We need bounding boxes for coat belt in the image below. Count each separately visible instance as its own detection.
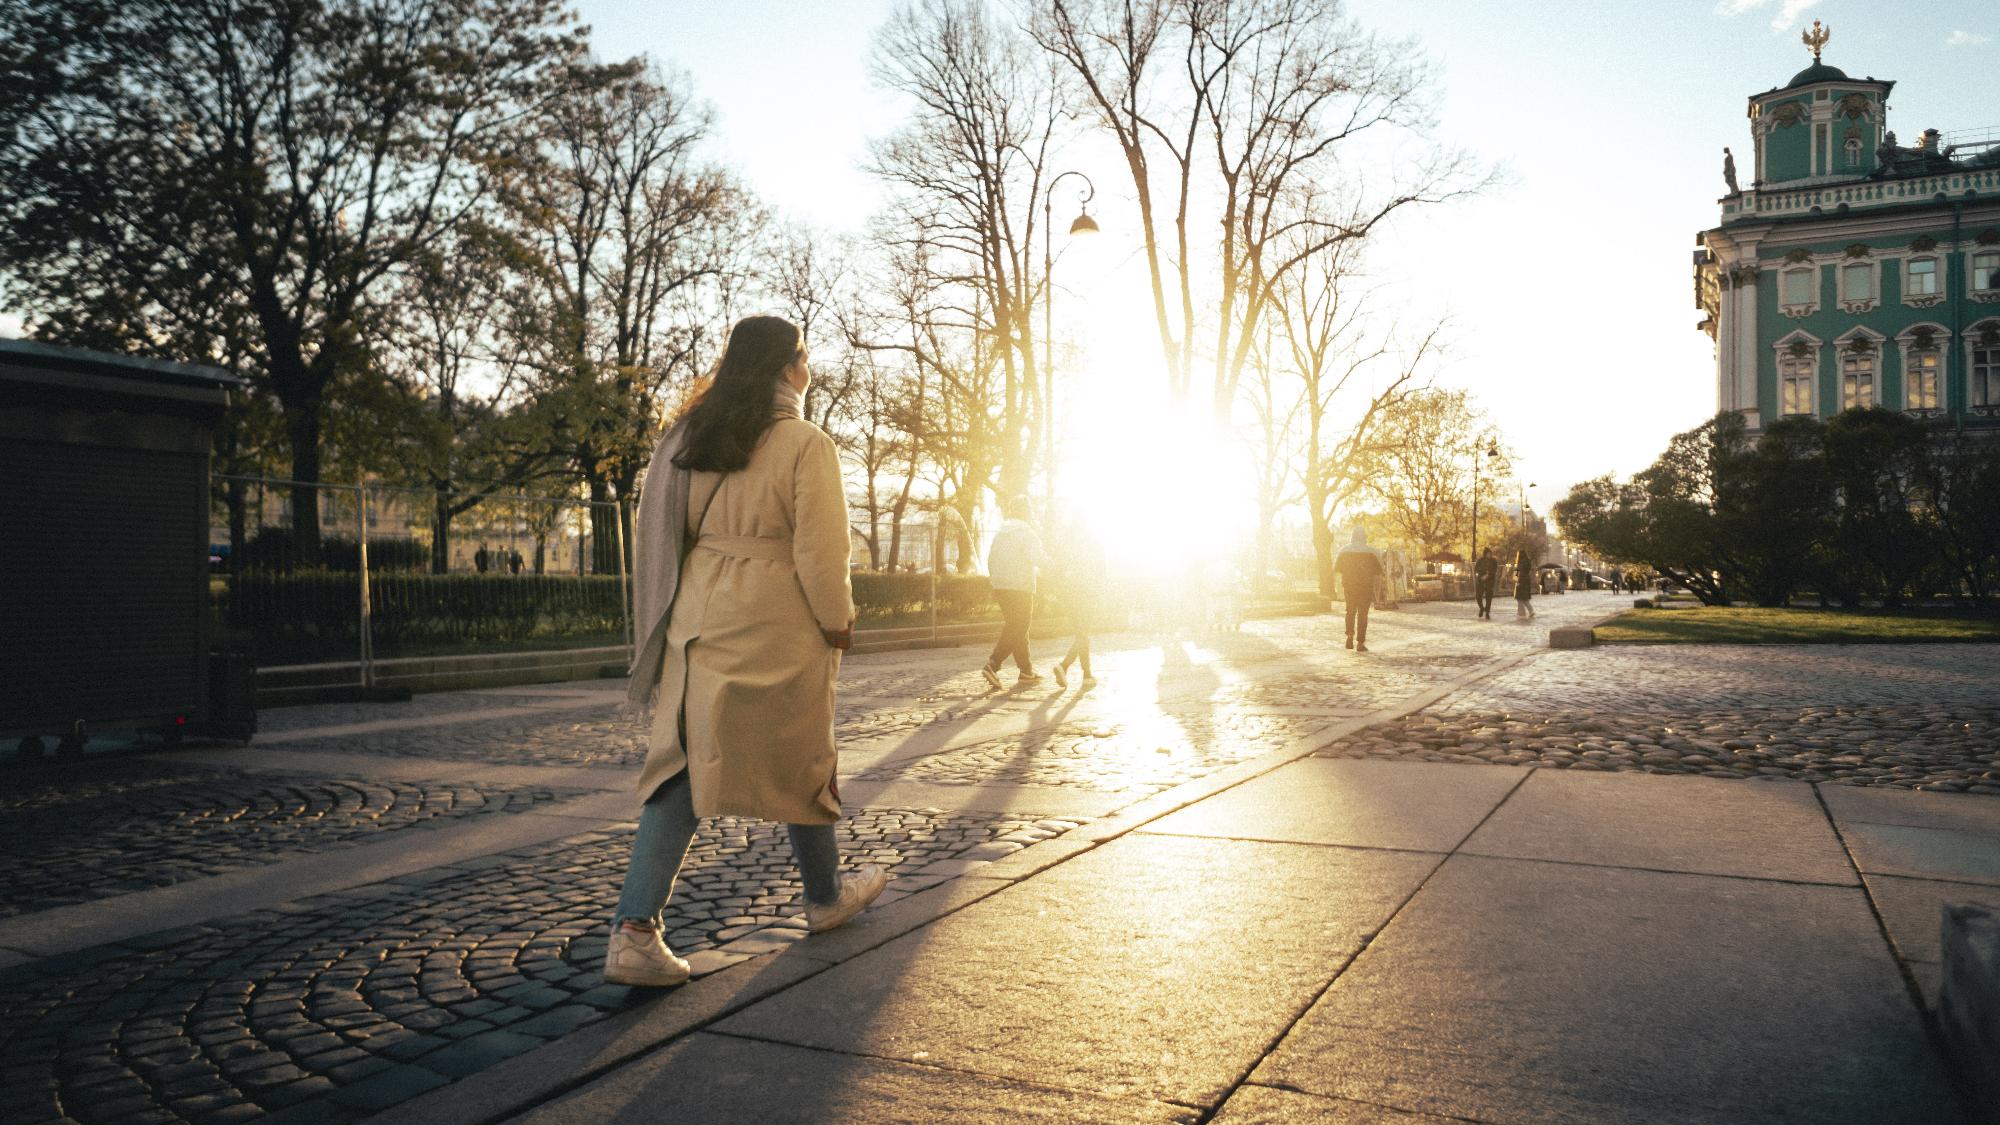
[694,535,792,562]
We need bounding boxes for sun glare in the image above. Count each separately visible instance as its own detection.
[1055,382,1257,585]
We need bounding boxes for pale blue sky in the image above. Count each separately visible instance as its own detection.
[574,0,1995,502]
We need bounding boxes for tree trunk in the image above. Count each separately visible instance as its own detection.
[283,401,324,566]
[588,477,618,575]
[1310,519,1336,600]
[431,489,454,575]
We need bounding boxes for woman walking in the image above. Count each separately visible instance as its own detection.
[610,315,885,988]
[1513,549,1537,620]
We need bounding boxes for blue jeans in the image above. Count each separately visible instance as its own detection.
[613,771,842,929]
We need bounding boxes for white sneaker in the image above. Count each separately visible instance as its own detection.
[1052,663,1069,689]
[980,665,1003,690]
[603,924,691,987]
[805,865,888,933]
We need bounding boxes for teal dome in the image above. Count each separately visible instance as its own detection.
[1787,61,1849,87]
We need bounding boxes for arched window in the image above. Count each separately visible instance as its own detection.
[1836,329,1884,411]
[1845,137,1862,168]
[1774,331,1821,417]
[1895,324,1948,413]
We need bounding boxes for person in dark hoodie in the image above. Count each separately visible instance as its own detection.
[1334,527,1383,652]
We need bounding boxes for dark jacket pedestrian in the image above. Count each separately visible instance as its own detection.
[474,544,491,573]
[1334,528,1384,651]
[508,548,523,575]
[1473,548,1498,619]
[1513,550,1536,619]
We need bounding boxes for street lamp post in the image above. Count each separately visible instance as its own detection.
[1470,440,1499,575]
[1043,170,1097,501]
[1520,482,1537,530]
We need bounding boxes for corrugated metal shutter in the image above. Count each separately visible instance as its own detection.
[0,440,205,728]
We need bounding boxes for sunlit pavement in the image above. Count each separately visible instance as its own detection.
[1,590,1988,1122]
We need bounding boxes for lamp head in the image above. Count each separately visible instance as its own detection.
[1068,210,1099,236]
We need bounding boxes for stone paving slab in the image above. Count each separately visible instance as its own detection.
[1865,874,2000,1008]
[1253,854,1963,1124]
[1137,758,1525,854]
[714,834,1442,1109]
[1460,768,1858,885]
[1823,784,2000,834]
[514,1032,1199,1124]
[1840,821,2000,886]
[1211,1084,1463,1124]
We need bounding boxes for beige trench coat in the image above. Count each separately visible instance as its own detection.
[636,417,856,824]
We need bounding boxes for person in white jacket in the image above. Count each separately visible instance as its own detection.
[980,494,1049,689]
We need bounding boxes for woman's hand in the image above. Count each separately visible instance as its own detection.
[822,625,853,650]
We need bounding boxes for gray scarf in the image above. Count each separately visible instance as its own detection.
[626,379,804,712]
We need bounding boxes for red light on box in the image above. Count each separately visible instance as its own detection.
[175,715,187,726]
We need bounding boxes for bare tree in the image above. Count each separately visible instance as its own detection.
[1269,236,1432,596]
[1029,0,1482,419]
[498,58,755,570]
[869,0,1063,501]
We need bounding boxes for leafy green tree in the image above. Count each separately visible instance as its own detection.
[1821,408,1936,607]
[0,0,581,560]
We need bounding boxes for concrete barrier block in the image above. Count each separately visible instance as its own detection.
[1548,626,1594,650]
[1941,901,2000,1121]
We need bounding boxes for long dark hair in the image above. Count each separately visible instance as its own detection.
[673,315,803,473]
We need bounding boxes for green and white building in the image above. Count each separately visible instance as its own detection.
[1695,29,2000,432]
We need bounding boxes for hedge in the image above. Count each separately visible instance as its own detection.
[850,571,997,625]
[218,570,1009,664]
[218,572,625,664]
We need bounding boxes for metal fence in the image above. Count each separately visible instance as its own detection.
[207,476,1003,683]
[209,476,632,683]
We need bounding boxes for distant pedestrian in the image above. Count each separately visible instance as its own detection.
[508,548,523,575]
[612,314,884,989]
[981,494,1048,690]
[1335,527,1383,652]
[1553,565,1566,594]
[474,544,491,573]
[1051,518,1102,689]
[1609,569,1623,595]
[1473,547,1498,619]
[1514,549,1536,619]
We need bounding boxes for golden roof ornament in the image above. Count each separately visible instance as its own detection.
[1802,19,1830,62]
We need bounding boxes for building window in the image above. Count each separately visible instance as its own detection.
[1907,257,1938,295]
[1838,262,1877,312]
[1844,138,1862,167]
[1779,352,1816,416]
[1975,344,2000,409]
[1841,349,1876,409]
[1976,252,2000,294]
[1780,266,1819,317]
[1907,350,1940,411]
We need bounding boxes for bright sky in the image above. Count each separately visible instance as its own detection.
[575,0,1994,512]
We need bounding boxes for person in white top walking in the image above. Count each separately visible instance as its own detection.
[981,495,1049,689]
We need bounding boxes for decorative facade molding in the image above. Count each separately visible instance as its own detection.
[1836,258,1879,313]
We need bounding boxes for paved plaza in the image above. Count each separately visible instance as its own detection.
[2,590,1994,1122]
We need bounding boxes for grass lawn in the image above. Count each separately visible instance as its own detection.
[1595,604,2000,645]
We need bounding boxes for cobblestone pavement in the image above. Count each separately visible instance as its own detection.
[0,762,576,917]
[0,810,1079,1124]
[0,592,1626,1123]
[1323,645,2000,793]
[851,710,1333,794]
